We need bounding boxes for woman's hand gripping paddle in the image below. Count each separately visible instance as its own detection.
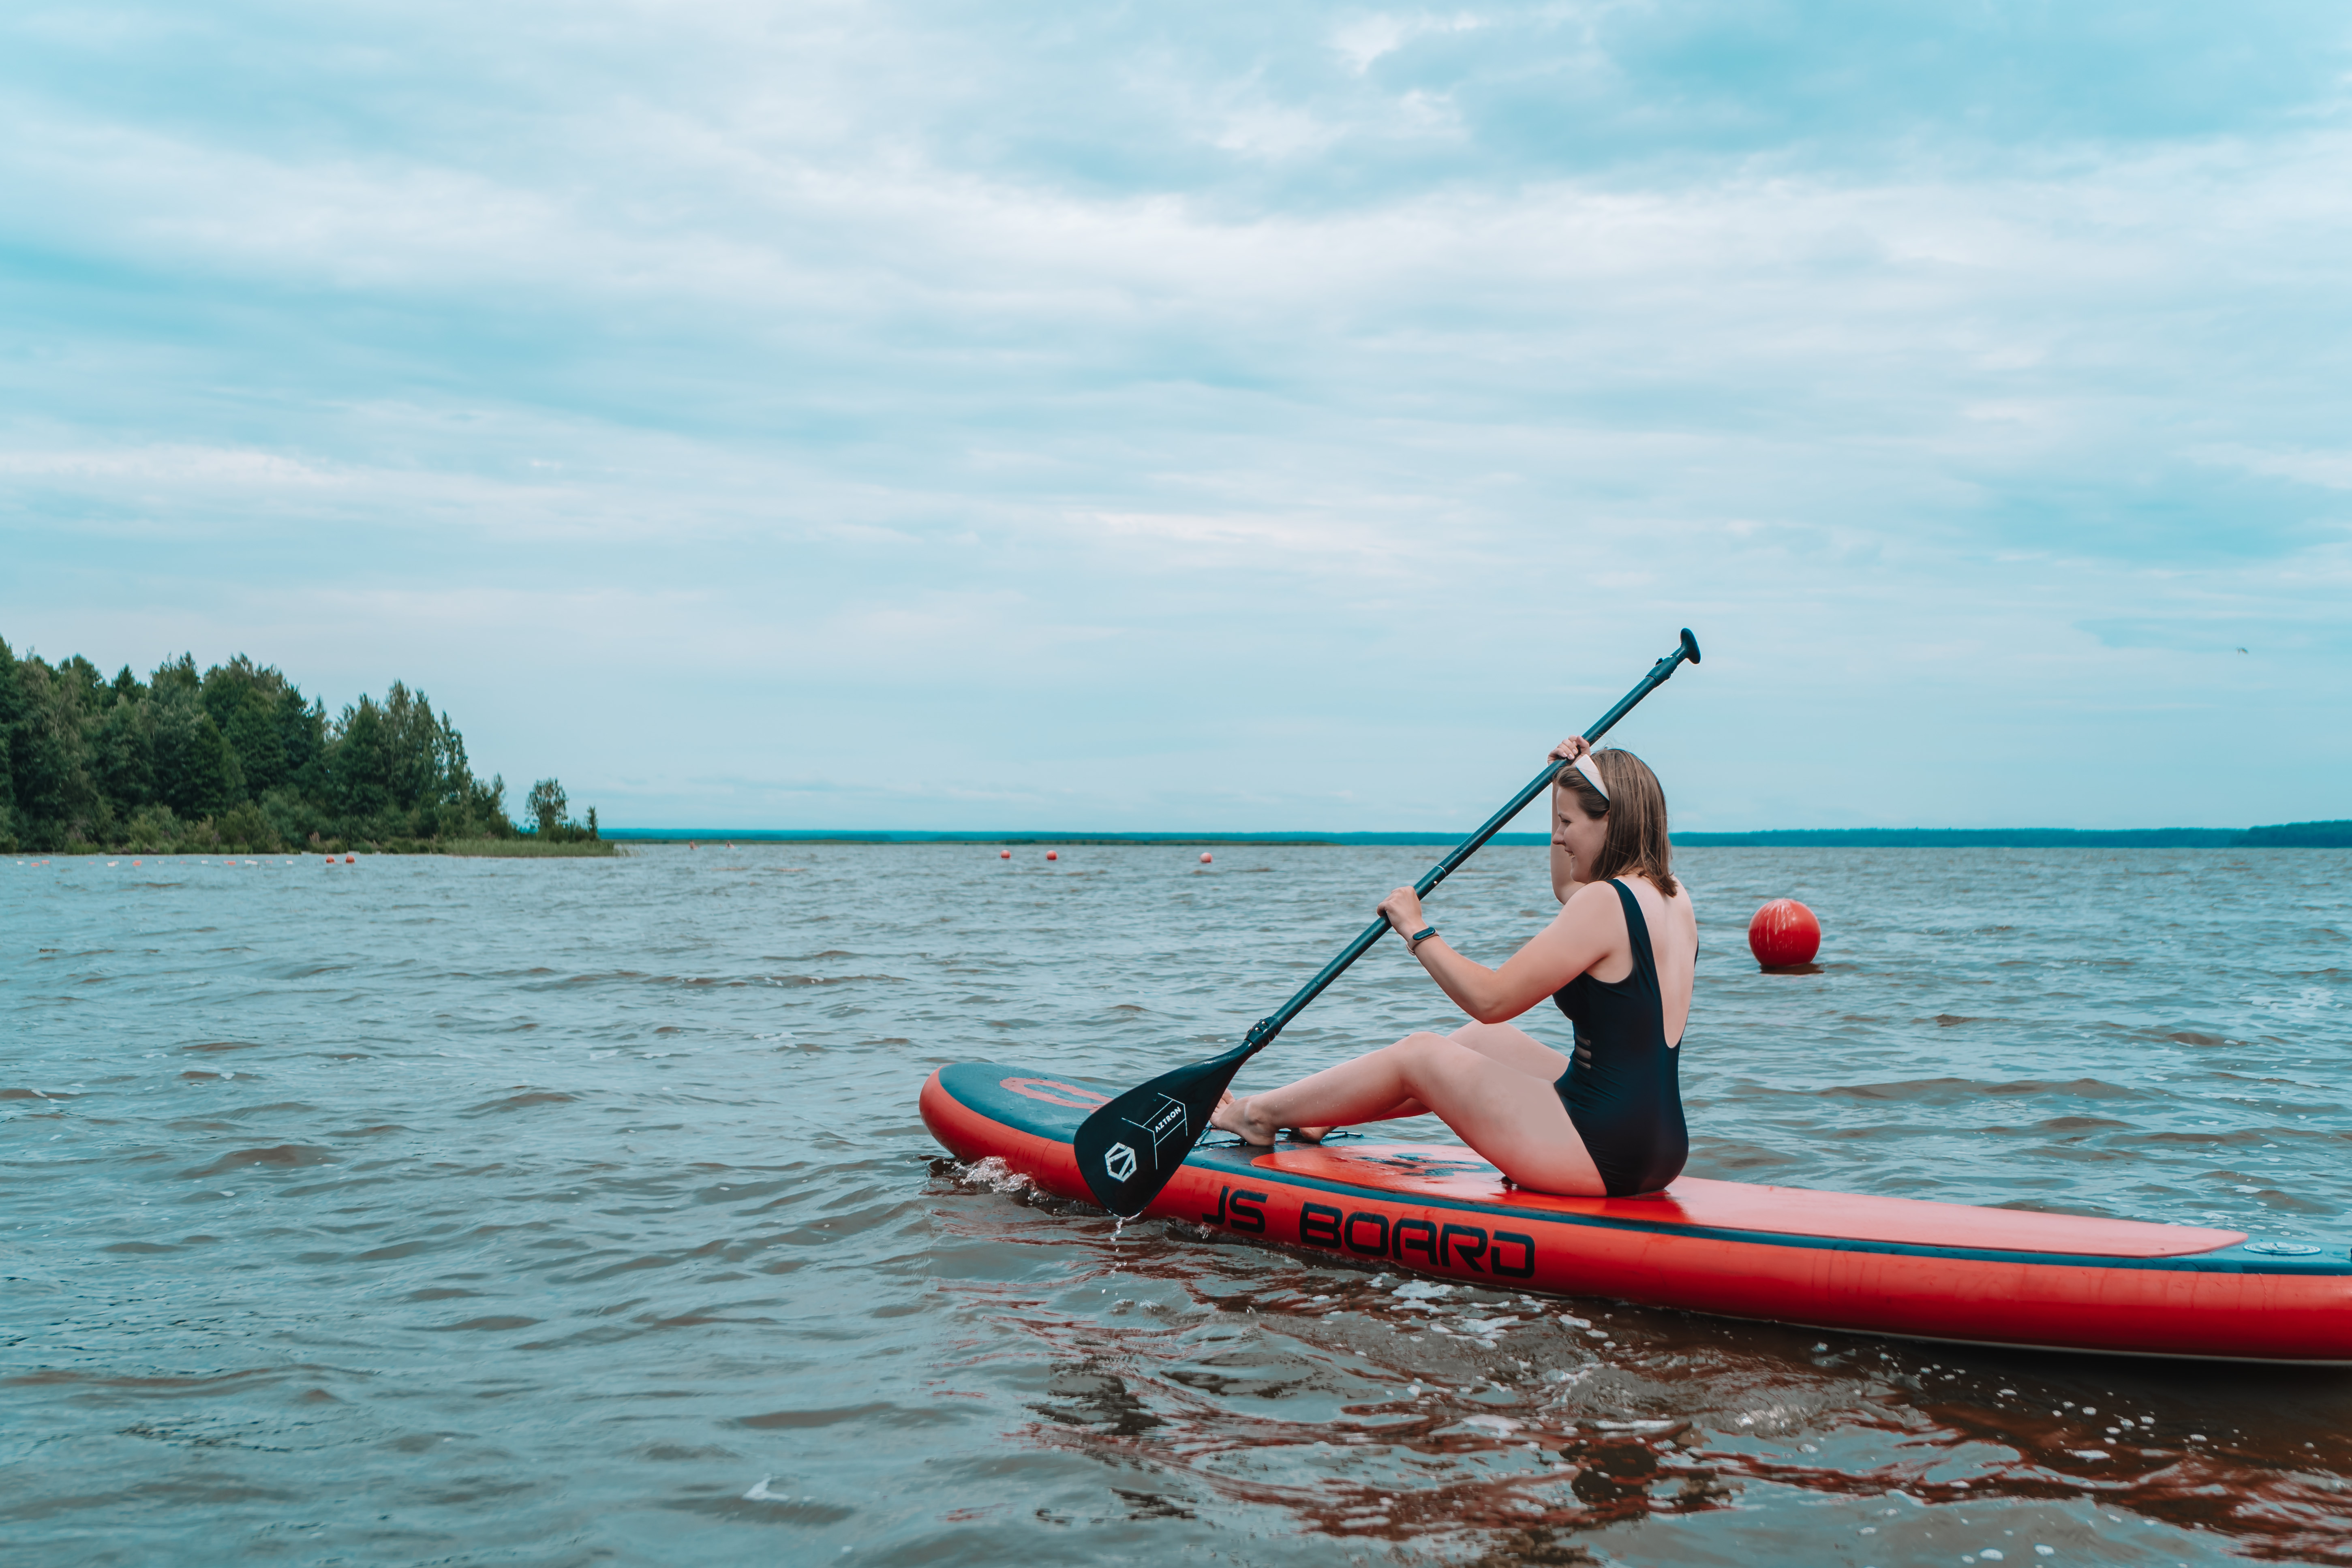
[1074,628,1702,1217]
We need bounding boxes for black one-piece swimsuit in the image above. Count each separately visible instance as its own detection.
[1552,878,1688,1197]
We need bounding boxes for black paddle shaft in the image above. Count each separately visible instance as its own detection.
[1074,627,1701,1216]
[1226,626,1703,1066]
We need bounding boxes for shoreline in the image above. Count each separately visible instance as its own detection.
[21,838,622,858]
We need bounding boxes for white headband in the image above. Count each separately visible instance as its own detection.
[1569,752,1609,801]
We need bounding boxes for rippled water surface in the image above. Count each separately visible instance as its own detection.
[5,843,2350,1566]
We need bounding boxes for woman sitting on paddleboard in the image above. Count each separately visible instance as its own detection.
[1210,736,1695,1198]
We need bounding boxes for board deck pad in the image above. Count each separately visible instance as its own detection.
[1254,1147,2241,1258]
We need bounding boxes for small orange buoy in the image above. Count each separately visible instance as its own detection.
[1045,850,1058,861]
[999,849,1011,860]
[1200,851,1212,863]
[1748,898,1821,968]
[345,854,356,864]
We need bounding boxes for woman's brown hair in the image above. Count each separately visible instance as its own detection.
[1555,747,1677,897]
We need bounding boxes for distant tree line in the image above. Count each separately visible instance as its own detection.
[0,636,597,854]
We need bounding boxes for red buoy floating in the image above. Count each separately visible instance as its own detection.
[1199,851,1212,864]
[345,854,356,864]
[999,849,1011,860]
[1748,898,1821,968]
[1045,850,1059,861]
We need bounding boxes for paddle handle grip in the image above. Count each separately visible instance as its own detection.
[1237,627,1700,1060]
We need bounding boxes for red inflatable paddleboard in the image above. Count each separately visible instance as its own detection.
[923,1062,2352,1364]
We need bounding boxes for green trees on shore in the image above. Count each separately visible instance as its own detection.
[523,778,600,843]
[0,637,595,854]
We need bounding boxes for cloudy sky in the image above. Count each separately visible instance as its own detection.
[5,1,2349,830]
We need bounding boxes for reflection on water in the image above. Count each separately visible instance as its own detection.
[2,843,2347,1564]
[939,1163,2352,1566]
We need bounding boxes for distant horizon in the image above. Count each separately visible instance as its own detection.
[596,820,2352,848]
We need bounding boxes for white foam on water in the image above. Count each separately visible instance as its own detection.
[961,1156,1036,1196]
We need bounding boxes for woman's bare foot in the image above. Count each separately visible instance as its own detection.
[1211,1091,1280,1146]
[1214,1091,1329,1145]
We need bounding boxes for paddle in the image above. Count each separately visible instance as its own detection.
[1074,628,1702,1217]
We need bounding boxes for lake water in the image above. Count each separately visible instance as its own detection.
[4,843,2348,1566]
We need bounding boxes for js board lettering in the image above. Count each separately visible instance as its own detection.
[1297,1201,1535,1277]
[1200,1185,1268,1234]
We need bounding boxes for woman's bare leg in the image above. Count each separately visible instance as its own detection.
[1209,1029,1606,1196]
[1282,1021,1571,1138]
[1450,1020,1572,1078]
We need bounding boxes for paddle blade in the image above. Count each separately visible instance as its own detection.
[1073,1045,1248,1217]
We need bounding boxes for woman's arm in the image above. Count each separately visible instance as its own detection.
[1546,734,1589,903]
[1376,881,1624,1025]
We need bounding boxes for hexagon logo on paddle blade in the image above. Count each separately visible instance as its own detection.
[1076,1048,1247,1216]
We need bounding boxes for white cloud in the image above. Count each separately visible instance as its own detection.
[1331,11,1489,75]
[2194,445,2352,492]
